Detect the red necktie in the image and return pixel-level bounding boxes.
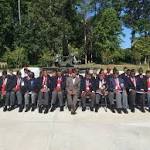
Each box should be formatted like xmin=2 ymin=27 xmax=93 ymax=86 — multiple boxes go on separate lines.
xmin=15 ymin=78 xmax=21 ymax=92
xmin=115 ymin=78 xmax=121 ymax=91
xmin=56 ymin=77 xmax=62 ymax=89
xmin=131 ymin=77 xmax=136 ymax=87
xmin=86 ymin=80 xmax=90 ymax=91
xmin=147 ymin=78 xmax=150 ymax=92
xmin=2 ymin=78 xmax=7 ymax=96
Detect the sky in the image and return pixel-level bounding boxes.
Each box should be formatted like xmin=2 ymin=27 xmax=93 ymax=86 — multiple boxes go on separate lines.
xmin=121 ymin=27 xmax=132 ymax=49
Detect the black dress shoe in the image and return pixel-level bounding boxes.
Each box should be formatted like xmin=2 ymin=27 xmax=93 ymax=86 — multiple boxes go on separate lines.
xmin=8 ymin=106 xmax=14 ymax=111
xmin=95 ymin=108 xmax=98 ymax=113
xmin=38 ymin=106 xmax=43 ymax=113
xmin=149 ymin=108 xmax=150 ymax=112
xmin=31 ymin=105 xmax=36 ymax=112
xmin=25 ymin=107 xmax=30 ymax=112
xmin=44 ymin=107 xmax=49 ymax=114
xmin=60 ymin=107 xmax=64 ymax=112
xmin=131 ymin=108 xmax=135 ymax=113
xmin=68 ymin=106 xmax=71 ymax=111
xmin=50 ymin=106 xmax=55 ymax=112
xmin=95 ymin=105 xmax=99 ymax=112
xmin=82 ymin=107 xmax=86 ymax=112
xmin=141 ymin=108 xmax=145 ymax=113
xmin=117 ymin=108 xmax=122 ymax=114
xmin=110 ymin=105 xmax=115 ymax=113
xmin=3 ymin=106 xmax=7 ymax=112
xmin=123 ymin=109 xmax=128 ymax=114
xmin=111 ymin=109 xmax=115 ymax=113
xmin=71 ymin=111 xmax=76 ymax=115
xmin=90 ymin=107 xmax=94 ymax=111
xmin=18 ymin=105 xmax=23 ymax=112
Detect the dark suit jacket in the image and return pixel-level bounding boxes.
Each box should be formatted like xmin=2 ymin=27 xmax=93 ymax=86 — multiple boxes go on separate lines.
xmin=0 ymin=75 xmax=16 ymax=92
xmin=80 ymin=78 xmax=96 ymax=92
xmin=37 ymin=76 xmax=52 ymax=91
xmin=23 ymin=77 xmax=38 ymax=93
xmin=107 ymin=77 xmax=124 ymax=92
xmin=95 ymin=77 xmax=108 ymax=91
xmin=119 ymin=73 xmax=129 ymax=89
xmin=0 ymin=76 xmax=4 ymax=90
xmin=144 ymin=77 xmax=149 ymax=92
xmin=136 ymin=75 xmax=146 ymax=91
xmin=126 ymin=76 xmax=136 ymax=92
xmin=51 ymin=76 xmax=66 ymax=91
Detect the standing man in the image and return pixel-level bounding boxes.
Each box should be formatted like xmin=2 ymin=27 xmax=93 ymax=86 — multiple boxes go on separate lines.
xmin=66 ymin=70 xmax=80 ymax=115
xmin=80 ymin=73 xmax=95 ymax=111
xmin=37 ymin=70 xmax=52 ymax=114
xmin=51 ymin=70 xmax=66 ymax=112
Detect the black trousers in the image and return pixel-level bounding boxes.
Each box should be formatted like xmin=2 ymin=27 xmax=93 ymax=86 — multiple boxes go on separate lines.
xmin=128 ymin=90 xmax=136 ymax=109
xmin=136 ymin=93 xmax=145 ymax=109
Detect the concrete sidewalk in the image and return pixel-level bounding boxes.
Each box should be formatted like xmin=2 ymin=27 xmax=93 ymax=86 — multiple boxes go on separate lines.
xmin=0 ymin=108 xmax=150 ymax=150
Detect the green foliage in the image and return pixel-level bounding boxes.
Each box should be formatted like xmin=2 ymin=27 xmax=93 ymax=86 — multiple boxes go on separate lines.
xmin=38 ymin=49 xmax=53 ymax=67
xmin=123 ymin=0 xmax=150 ymax=41
xmin=131 ymin=36 xmax=150 ymax=64
xmin=93 ymin=8 xmax=121 ymax=63
xmin=2 ymin=47 xmax=28 ymax=68
xmin=0 ymin=0 xmax=149 ymax=67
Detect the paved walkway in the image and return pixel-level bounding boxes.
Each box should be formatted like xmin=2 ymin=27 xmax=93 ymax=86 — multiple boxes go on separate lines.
xmin=0 ymin=108 xmax=150 ymax=150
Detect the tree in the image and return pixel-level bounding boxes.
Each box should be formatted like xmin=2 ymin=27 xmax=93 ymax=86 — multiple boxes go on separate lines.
xmin=2 ymin=47 xmax=28 ymax=68
xmin=0 ymin=0 xmax=14 ymax=54
xmin=39 ymin=49 xmax=53 ymax=67
xmin=123 ymin=0 xmax=150 ymax=43
xmin=132 ymin=36 xmax=150 ymax=64
xmin=92 ymin=8 xmax=121 ymax=63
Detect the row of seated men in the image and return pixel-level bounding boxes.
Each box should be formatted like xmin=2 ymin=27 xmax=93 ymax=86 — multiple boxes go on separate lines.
xmin=0 ymin=67 xmax=150 ymax=115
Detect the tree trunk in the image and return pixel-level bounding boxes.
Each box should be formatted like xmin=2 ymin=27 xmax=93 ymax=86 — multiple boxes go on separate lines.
xmin=131 ymin=30 xmax=135 ymax=46
xmin=18 ymin=0 xmax=21 ymax=25
xmin=84 ymin=21 xmax=88 ymax=64
xmin=62 ymin=34 xmax=69 ymax=56
xmin=144 ymin=56 xmax=147 ymax=64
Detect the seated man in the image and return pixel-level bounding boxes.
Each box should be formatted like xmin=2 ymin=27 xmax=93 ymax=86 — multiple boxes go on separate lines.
xmin=95 ymin=72 xmax=108 ymax=112
xmin=108 ymin=70 xmax=128 ymax=114
xmin=145 ymin=70 xmax=150 ymax=112
xmin=15 ymin=71 xmax=25 ymax=112
xmin=24 ymin=72 xmax=38 ymax=112
xmin=136 ymin=68 xmax=146 ymax=112
xmin=126 ymin=69 xmax=137 ymax=113
xmin=37 ymin=70 xmax=52 ymax=114
xmin=80 ymin=73 xmax=95 ymax=111
xmin=66 ymin=69 xmax=80 ymax=115
xmin=50 ymin=70 xmax=66 ymax=112
xmin=0 ymin=72 xmax=4 ymax=107
xmin=1 ymin=70 xmax=16 ymax=112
